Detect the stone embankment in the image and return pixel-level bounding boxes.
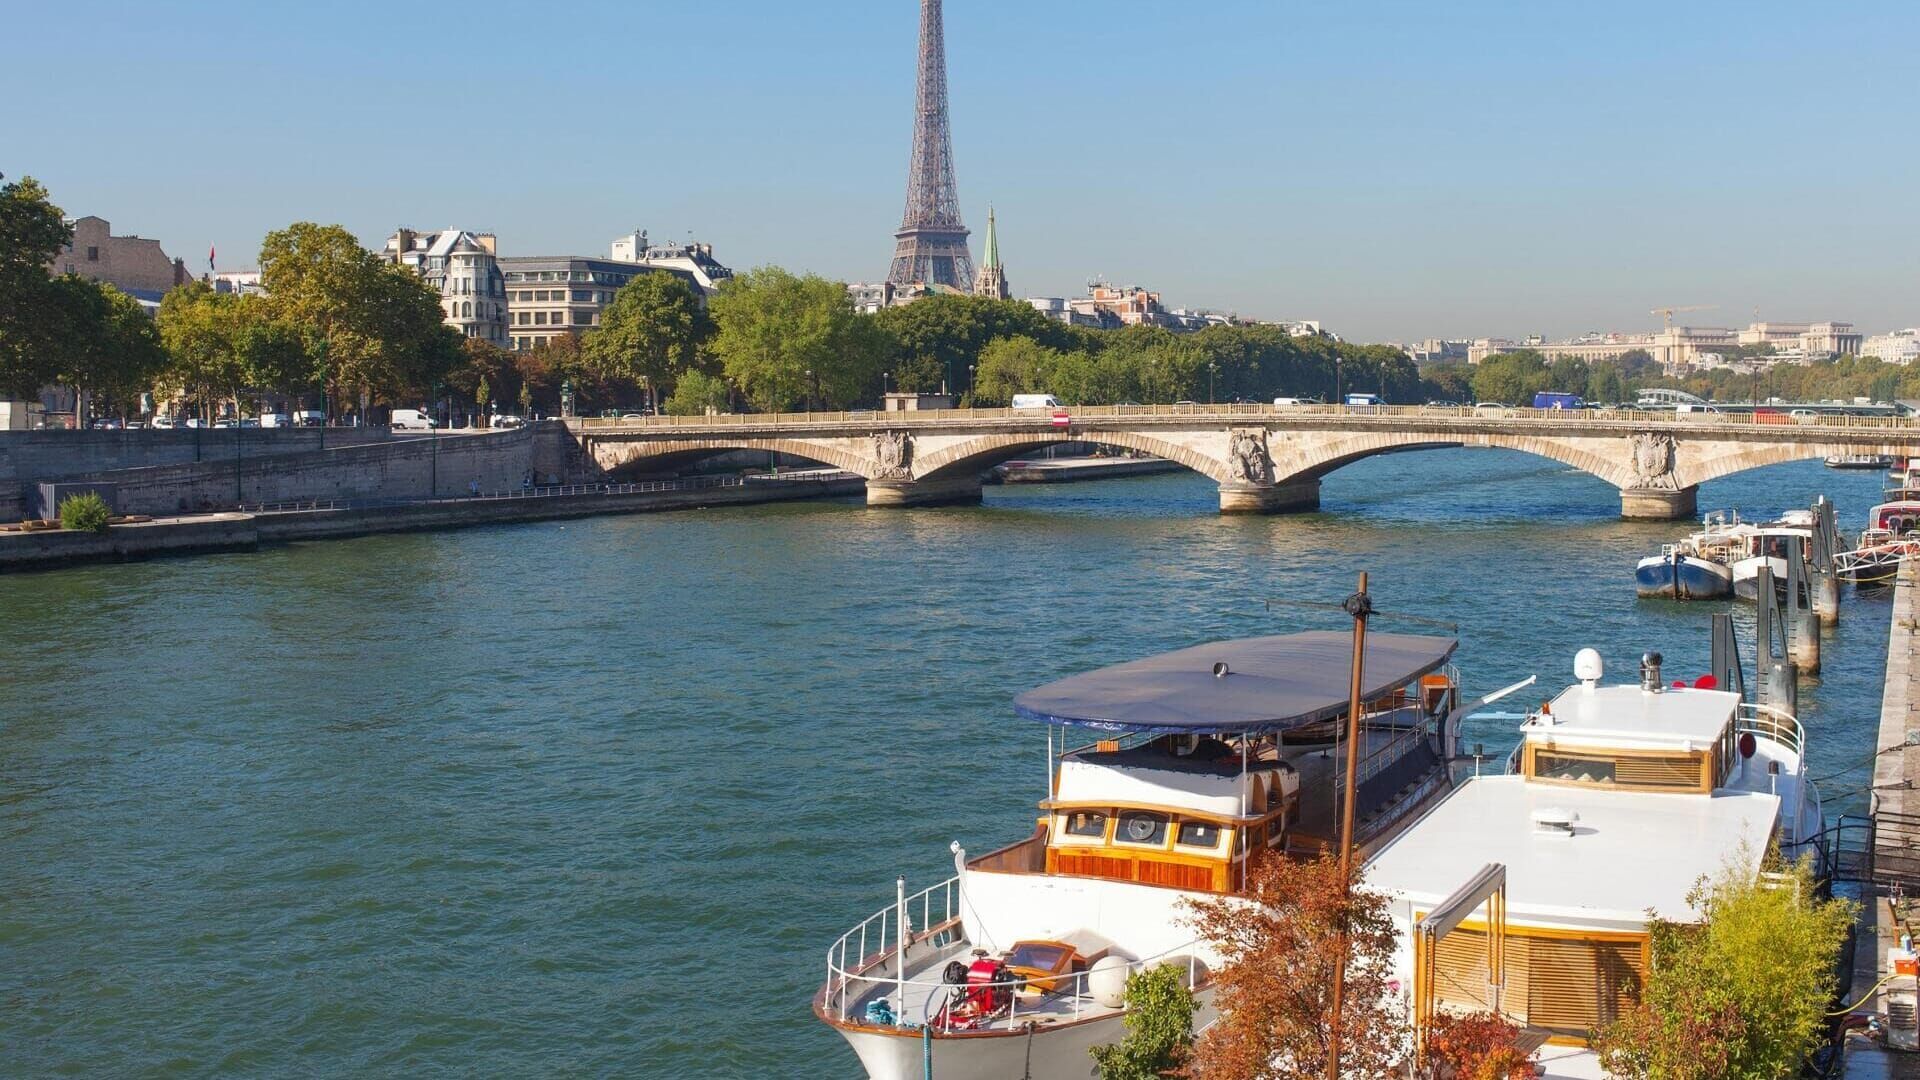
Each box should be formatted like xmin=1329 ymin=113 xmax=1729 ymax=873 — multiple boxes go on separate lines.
xmin=0 ymin=474 xmax=863 ymax=573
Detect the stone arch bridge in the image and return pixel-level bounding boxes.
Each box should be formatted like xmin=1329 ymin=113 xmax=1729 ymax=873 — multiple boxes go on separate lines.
xmin=568 ymin=405 xmax=1920 ymax=519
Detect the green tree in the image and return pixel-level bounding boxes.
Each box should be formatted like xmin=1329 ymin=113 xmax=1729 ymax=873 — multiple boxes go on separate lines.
xmin=1594 ymin=858 xmax=1854 ymax=1080
xmin=708 ymin=268 xmax=887 ymax=410
xmin=1469 ymin=349 xmax=1551 ymax=404
xmin=972 ymin=335 xmax=1066 ymax=405
xmin=583 ymin=271 xmax=712 ymax=393
xmin=872 ymin=293 xmax=1073 ymax=395
xmin=663 ymin=369 xmax=732 ymax=415
xmin=0 ymin=174 xmax=75 ymax=398
xmin=45 ymin=277 xmax=167 ymax=420
xmin=1089 ymin=964 xmax=1195 ymax=1079
xmin=1421 ymin=362 xmax=1476 ymax=403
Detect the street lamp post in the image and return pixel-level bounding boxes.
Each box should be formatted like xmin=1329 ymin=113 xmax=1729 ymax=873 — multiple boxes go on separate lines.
xmin=804 ymin=369 xmax=813 ymax=413
xmin=1208 ymin=362 xmax=1218 ymax=405
xmin=1335 ymin=358 xmax=1344 ymax=405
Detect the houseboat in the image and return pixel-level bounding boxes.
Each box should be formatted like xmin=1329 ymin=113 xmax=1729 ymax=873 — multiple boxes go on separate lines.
xmin=1825 ymin=453 xmax=1896 ymax=471
xmin=1366 ymin=648 xmax=1823 ymax=1079
xmin=1836 ymin=477 xmax=1920 ymax=584
xmin=815 ymin=631 xmax=1465 ymax=1080
xmin=1633 ymin=511 xmax=1750 ymax=599
xmin=1730 ymin=510 xmax=1816 ymax=601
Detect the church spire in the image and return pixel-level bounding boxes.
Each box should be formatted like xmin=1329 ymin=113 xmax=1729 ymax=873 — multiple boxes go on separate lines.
xmin=972 ymin=205 xmax=1010 ymax=299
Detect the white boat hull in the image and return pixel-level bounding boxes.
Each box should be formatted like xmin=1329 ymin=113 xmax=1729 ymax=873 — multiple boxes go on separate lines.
xmin=1731 ymin=555 xmax=1787 ymax=601
xmin=833 ymin=991 xmax=1217 ymax=1080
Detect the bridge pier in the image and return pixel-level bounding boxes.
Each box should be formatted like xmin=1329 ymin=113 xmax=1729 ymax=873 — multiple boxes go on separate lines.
xmin=1619 ymin=485 xmax=1698 ymax=521
xmin=865 ymin=476 xmax=983 ymax=509
xmin=1219 ymin=479 xmax=1320 ymax=515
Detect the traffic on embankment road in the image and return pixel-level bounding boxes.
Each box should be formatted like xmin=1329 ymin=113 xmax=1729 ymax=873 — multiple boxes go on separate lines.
xmin=0 ymin=473 xmax=863 ymax=574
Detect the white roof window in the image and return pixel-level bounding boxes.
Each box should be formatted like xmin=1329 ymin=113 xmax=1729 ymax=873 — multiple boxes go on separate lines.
xmin=1525 ymin=684 xmax=1735 ymax=753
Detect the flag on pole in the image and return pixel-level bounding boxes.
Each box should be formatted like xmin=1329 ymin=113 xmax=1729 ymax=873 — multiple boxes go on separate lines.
xmin=208 ymin=244 xmax=216 ymax=272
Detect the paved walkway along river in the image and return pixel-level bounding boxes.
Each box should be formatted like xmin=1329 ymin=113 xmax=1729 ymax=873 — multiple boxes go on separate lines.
xmin=0 ymin=449 xmax=1903 ymax=1074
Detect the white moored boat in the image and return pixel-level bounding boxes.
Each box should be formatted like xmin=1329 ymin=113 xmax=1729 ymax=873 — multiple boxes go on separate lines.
xmin=815 ymin=631 xmax=1465 ymax=1080
xmin=1366 ymin=649 xmax=1824 ymax=1079
xmin=1730 ymin=509 xmax=1816 ymax=601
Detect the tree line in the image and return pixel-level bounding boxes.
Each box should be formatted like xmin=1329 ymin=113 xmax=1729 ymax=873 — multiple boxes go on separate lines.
xmin=1425 ymin=344 xmax=1920 ymax=410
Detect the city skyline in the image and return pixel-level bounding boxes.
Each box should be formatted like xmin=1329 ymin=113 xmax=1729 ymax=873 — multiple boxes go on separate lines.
xmin=5 ymin=0 xmax=1918 ymax=342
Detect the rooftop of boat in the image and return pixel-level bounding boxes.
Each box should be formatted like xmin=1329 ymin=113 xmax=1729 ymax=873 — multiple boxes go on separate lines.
xmin=1013 ymin=630 xmax=1456 ymax=734
xmin=1527 ymin=683 xmax=1736 ymax=750
xmin=1366 ymin=774 xmax=1776 ymax=929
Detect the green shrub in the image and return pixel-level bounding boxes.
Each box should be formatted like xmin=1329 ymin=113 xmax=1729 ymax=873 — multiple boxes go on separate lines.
xmin=58 ymin=491 xmax=112 ymax=532
xmin=1090 ymin=964 xmax=1195 ymax=1078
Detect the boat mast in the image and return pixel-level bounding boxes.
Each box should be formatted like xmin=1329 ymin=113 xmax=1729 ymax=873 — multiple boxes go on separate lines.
xmin=1328 ymin=571 xmax=1372 ymax=1080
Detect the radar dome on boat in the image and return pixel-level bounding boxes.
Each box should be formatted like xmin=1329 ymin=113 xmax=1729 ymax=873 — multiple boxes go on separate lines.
xmin=1574 ymin=648 xmax=1603 ymax=684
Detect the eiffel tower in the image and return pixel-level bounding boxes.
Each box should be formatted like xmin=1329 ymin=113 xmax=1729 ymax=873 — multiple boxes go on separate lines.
xmin=886 ymin=0 xmax=973 ymax=289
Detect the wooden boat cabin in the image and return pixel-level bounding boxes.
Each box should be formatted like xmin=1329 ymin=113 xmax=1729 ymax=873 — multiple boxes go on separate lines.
xmin=1003 ymin=630 xmax=1462 ymax=896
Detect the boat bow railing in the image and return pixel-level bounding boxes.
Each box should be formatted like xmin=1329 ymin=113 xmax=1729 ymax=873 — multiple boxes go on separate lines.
xmin=823 ymin=876 xmax=1209 ymax=1033
xmin=1736 ymin=701 xmax=1807 ymax=770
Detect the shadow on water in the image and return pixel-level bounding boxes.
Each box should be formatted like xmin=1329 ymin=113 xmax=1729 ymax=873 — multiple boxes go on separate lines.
xmin=0 ymin=448 xmax=1897 ymax=1075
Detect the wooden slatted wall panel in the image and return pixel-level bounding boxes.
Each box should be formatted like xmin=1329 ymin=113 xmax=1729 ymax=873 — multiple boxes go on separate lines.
xmin=1430 ymin=928 xmax=1528 ymax=1018
xmin=1613 ymin=755 xmax=1701 ymax=789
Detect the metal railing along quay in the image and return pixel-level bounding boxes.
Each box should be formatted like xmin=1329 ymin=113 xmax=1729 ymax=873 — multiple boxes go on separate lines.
xmin=236 ymin=470 xmax=858 ymax=515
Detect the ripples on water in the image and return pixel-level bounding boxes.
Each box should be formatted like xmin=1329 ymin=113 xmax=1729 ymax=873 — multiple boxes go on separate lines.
xmin=0 ymin=449 xmax=1895 ymax=1075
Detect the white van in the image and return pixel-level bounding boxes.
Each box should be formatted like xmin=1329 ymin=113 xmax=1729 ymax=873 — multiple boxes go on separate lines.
xmin=390 ymin=409 xmax=437 ymax=431
xmin=1010 ymin=394 xmax=1061 ymax=409
xmin=1273 ymin=397 xmax=1308 ymax=407
xmin=259 ymin=413 xmax=290 ymax=428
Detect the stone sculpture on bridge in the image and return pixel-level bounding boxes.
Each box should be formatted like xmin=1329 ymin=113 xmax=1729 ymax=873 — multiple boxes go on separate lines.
xmin=872 ymin=431 xmax=914 ymax=480
xmin=1227 ymin=428 xmax=1273 ymax=485
xmin=1629 ymin=432 xmax=1678 ymax=491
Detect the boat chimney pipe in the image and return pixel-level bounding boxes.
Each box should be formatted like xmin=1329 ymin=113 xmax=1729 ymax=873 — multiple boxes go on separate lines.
xmin=1640 ymin=651 xmax=1664 ymax=693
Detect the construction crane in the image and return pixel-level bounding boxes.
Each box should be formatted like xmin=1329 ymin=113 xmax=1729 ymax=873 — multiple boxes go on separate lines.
xmin=1651 ymin=304 xmax=1715 ymax=330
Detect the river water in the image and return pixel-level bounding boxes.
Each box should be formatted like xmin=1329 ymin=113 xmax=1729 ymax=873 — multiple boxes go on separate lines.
xmin=0 ymin=450 xmax=1896 ymax=1076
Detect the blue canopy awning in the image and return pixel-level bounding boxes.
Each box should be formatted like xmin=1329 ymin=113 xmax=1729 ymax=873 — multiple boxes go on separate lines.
xmin=1012 ymin=630 xmax=1457 ymax=735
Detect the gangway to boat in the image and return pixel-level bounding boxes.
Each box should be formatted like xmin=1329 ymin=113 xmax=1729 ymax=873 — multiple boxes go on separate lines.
xmin=1834 ymin=536 xmax=1920 ymax=585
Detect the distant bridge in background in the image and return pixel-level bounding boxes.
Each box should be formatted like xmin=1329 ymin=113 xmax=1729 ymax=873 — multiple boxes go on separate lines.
xmin=569 ymin=404 xmax=1920 ymax=519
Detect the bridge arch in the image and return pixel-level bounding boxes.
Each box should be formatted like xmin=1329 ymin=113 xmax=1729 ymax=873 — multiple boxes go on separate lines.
xmin=1268 ymin=429 xmax=1636 ymax=490
xmin=586 ymin=435 xmax=881 ymax=480
xmin=1675 ymin=438 xmax=1907 ymax=489
xmin=913 ymin=430 xmax=1234 ymax=484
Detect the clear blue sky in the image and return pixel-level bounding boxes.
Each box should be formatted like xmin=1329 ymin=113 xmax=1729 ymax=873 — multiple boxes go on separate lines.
xmin=5 ymin=0 xmax=1917 ymax=343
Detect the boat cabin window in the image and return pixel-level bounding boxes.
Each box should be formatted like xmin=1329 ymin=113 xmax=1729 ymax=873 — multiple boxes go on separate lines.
xmin=1113 ymin=811 xmax=1169 ymax=847
xmin=1176 ymin=821 xmax=1222 ymax=850
xmin=1064 ymin=810 xmax=1108 ymax=839
xmin=1527 ymin=746 xmax=1708 ymax=793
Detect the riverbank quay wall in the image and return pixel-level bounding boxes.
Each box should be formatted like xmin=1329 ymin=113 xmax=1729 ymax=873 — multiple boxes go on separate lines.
xmin=1843 ymin=561 xmax=1920 ymax=1076
xmin=3 ymin=425 xmax=580 ymax=521
xmin=0 ymin=475 xmax=864 ymax=573
xmin=0 ymin=428 xmax=397 ymax=519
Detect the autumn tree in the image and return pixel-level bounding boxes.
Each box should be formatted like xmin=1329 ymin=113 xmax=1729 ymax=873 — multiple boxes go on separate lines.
xmin=1186 ymin=853 xmax=1409 ymax=1080
xmin=1594 ymin=858 xmax=1853 ymax=1080
xmin=258 ymin=221 xmax=461 ymax=410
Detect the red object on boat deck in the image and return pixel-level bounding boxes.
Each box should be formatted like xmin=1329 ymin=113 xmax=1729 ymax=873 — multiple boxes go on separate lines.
xmin=1694 ymin=675 xmax=1718 ymax=689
